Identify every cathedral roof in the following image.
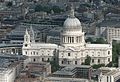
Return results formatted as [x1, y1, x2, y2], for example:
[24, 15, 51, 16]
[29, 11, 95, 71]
[28, 43, 58, 49]
[63, 7, 82, 30]
[64, 17, 81, 28]
[86, 44, 112, 48]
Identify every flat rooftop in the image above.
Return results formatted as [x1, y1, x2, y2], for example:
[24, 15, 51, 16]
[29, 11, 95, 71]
[53, 65, 91, 75]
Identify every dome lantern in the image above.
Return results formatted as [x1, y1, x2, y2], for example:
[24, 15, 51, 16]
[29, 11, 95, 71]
[69, 6, 75, 18]
[63, 7, 82, 31]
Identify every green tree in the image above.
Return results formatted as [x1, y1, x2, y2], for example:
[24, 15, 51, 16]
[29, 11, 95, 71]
[50, 59, 60, 73]
[6, 1, 12, 7]
[112, 41, 120, 67]
[52, 6, 64, 13]
[84, 55, 91, 65]
[35, 5, 43, 12]
[106, 62, 112, 67]
[92, 64, 105, 69]
[35, 5, 51, 13]
[95, 38, 107, 44]
[86, 37, 94, 43]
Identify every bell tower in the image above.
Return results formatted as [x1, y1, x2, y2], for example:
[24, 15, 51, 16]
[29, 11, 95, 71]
[23, 28, 31, 47]
[29, 26, 35, 43]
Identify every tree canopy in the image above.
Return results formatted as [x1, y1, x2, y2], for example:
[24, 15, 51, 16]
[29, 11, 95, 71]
[82, 55, 91, 65]
[112, 41, 120, 67]
[50, 59, 60, 73]
[6, 1, 12, 7]
[95, 38, 108, 44]
[86, 37, 107, 44]
[35, 5, 64, 13]
[92, 64, 105, 69]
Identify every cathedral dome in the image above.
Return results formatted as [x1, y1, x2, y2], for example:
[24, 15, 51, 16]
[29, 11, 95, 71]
[63, 17, 81, 28]
[63, 8, 82, 30]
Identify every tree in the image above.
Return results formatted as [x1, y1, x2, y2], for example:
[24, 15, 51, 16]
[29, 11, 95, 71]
[6, 1, 12, 7]
[35, 5, 51, 13]
[84, 55, 91, 65]
[112, 41, 120, 67]
[95, 38, 107, 44]
[50, 59, 60, 73]
[85, 37, 107, 44]
[52, 6, 64, 13]
[92, 64, 105, 69]
[106, 62, 112, 67]
[35, 5, 43, 12]
[86, 37, 94, 43]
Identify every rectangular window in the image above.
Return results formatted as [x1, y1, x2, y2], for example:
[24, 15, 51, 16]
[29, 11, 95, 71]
[62, 61, 63, 64]
[25, 51, 27, 55]
[42, 58, 44, 61]
[107, 76, 109, 82]
[47, 58, 50, 61]
[75, 61, 77, 65]
[108, 58, 110, 62]
[98, 59, 100, 63]
[36, 52, 38, 55]
[68, 61, 70, 64]
[92, 59, 94, 63]
[68, 53, 70, 56]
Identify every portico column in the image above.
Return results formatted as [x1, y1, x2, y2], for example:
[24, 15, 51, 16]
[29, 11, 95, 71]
[62, 36, 64, 43]
[65, 36, 67, 43]
[74, 36, 76, 43]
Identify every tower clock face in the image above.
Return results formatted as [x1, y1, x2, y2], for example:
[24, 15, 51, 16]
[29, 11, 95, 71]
[25, 44, 28, 47]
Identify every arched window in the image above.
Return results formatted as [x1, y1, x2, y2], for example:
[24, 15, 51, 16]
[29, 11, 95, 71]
[33, 51, 35, 55]
[108, 51, 110, 55]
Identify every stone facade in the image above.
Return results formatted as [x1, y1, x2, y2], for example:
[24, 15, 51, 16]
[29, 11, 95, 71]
[22, 8, 112, 66]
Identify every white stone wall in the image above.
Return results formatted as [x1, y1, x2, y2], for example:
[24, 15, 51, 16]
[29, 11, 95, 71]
[85, 48, 112, 65]
[107, 27, 120, 43]
[0, 68, 16, 82]
[59, 45, 112, 66]
[23, 48, 55, 57]
[22, 43, 58, 63]
[99, 74, 115, 82]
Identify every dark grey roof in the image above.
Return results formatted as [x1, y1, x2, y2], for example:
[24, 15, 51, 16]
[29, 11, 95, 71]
[97, 20, 120, 27]
[0, 44, 22, 48]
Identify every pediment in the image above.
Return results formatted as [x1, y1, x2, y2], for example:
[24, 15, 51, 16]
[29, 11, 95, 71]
[65, 47, 75, 51]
